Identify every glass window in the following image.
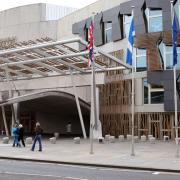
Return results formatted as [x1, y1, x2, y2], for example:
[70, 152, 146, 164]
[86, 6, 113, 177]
[175, 0, 180, 22]
[151, 91, 164, 104]
[149, 9, 162, 16]
[104, 22, 112, 43]
[149, 16, 163, 32]
[143, 78, 164, 104]
[146, 9, 163, 33]
[158, 42, 180, 70]
[151, 84, 163, 89]
[136, 49, 147, 72]
[143, 79, 148, 104]
[123, 15, 132, 38]
[136, 56, 147, 71]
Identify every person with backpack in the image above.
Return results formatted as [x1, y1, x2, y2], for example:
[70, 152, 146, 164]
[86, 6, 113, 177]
[31, 122, 43, 151]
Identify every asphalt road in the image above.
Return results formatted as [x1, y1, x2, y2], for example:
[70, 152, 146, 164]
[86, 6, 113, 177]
[0, 160, 179, 180]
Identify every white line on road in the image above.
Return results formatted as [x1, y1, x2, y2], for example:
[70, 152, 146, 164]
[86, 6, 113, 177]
[65, 177, 88, 180]
[152, 172, 160, 175]
[2, 171, 88, 180]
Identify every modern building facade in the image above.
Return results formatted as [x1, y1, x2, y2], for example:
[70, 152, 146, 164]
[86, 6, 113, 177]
[0, 0, 179, 139]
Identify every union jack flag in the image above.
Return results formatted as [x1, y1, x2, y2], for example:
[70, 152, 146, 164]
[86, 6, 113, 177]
[88, 21, 94, 67]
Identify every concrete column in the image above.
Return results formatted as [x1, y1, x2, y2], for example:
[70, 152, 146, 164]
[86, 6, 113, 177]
[135, 78, 143, 106]
[96, 87, 100, 122]
[11, 91, 20, 135]
[1, 106, 9, 137]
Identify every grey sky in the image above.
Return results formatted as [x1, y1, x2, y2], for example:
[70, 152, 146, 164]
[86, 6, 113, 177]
[0, 0, 98, 10]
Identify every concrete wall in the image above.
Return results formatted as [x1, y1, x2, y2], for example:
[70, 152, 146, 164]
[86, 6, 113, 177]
[0, 4, 44, 28]
[0, 72, 105, 103]
[0, 4, 58, 41]
[0, 21, 58, 41]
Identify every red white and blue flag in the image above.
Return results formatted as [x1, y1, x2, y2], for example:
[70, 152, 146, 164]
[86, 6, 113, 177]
[88, 21, 94, 67]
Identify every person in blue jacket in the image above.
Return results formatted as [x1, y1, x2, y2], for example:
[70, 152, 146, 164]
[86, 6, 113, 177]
[12, 123, 21, 147]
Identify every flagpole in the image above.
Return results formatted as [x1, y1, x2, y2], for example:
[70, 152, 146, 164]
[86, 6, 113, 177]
[131, 6, 135, 156]
[90, 60, 96, 154]
[174, 65, 179, 157]
[89, 19, 97, 155]
[171, 0, 179, 157]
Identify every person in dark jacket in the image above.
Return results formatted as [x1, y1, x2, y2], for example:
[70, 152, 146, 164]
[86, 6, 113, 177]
[18, 124, 25, 147]
[31, 122, 43, 151]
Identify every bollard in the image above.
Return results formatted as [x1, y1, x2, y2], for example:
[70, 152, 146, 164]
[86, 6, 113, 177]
[2, 137, 9, 144]
[119, 135, 124, 142]
[109, 136, 115, 143]
[49, 137, 56, 144]
[105, 134, 110, 141]
[54, 132, 59, 139]
[149, 137, 156, 144]
[134, 136, 139, 143]
[26, 137, 33, 144]
[74, 137, 80, 144]
[141, 135, 147, 142]
[126, 134, 132, 141]
[148, 135, 153, 140]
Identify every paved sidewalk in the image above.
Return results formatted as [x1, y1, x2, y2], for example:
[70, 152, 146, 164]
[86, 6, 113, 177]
[0, 138, 180, 171]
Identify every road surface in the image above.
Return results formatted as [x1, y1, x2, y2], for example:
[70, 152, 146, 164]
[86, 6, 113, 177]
[0, 159, 179, 180]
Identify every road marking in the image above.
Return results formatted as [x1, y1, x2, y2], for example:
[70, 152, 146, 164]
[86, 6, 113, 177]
[57, 164, 97, 170]
[65, 177, 88, 180]
[152, 172, 160, 175]
[2, 171, 88, 180]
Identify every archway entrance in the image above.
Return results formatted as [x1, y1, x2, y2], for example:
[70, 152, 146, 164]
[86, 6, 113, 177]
[1, 91, 90, 137]
[19, 93, 90, 137]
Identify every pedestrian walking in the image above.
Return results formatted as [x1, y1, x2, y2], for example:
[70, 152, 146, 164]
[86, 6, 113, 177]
[18, 124, 25, 147]
[12, 124, 21, 147]
[31, 122, 43, 151]
[66, 122, 72, 137]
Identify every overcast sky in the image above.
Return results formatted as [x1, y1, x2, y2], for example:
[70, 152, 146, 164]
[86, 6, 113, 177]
[0, 0, 98, 11]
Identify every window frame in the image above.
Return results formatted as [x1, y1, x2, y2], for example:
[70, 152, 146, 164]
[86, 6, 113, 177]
[104, 22, 112, 44]
[146, 8, 163, 33]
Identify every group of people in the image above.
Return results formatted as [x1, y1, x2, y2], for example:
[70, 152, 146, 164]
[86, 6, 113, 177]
[12, 122, 43, 151]
[11, 121, 71, 151]
[12, 123, 25, 147]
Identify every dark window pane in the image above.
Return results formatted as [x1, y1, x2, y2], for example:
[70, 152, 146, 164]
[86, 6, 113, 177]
[104, 22, 112, 43]
[105, 29, 112, 43]
[151, 84, 163, 88]
[144, 79, 148, 104]
[151, 91, 164, 104]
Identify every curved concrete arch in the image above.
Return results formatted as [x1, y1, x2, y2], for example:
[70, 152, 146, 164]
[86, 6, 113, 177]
[2, 90, 90, 136]
[1, 90, 90, 111]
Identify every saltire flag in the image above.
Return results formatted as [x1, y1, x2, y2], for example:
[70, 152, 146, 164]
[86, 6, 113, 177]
[126, 17, 135, 65]
[172, 9, 178, 66]
[88, 21, 94, 67]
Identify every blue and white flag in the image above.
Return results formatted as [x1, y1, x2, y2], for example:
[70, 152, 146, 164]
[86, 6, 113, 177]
[172, 10, 178, 66]
[126, 17, 135, 65]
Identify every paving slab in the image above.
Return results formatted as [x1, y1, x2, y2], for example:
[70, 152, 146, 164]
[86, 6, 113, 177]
[0, 138, 180, 171]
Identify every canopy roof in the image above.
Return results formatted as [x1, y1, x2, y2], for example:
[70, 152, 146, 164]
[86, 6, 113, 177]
[0, 37, 131, 81]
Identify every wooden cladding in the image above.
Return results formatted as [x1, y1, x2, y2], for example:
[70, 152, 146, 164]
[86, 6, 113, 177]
[135, 31, 180, 72]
